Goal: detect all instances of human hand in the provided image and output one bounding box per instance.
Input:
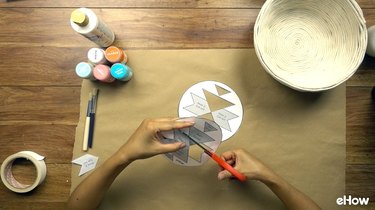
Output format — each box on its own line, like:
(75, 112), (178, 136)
(217, 149), (275, 183)
(115, 118), (194, 163)
(218, 149), (322, 210)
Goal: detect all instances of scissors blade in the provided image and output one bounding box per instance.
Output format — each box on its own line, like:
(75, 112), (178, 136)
(178, 130), (212, 155)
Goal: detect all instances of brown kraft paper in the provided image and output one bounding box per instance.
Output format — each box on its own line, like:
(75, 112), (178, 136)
(72, 49), (345, 210)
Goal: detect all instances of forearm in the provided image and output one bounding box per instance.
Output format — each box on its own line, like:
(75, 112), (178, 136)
(67, 152), (131, 210)
(261, 172), (321, 210)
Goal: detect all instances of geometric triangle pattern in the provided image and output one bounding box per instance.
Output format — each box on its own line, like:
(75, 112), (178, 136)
(204, 121), (218, 132)
(215, 84), (231, 96)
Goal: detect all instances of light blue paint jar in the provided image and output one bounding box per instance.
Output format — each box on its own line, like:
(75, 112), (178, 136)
(110, 63), (133, 81)
(75, 62), (95, 80)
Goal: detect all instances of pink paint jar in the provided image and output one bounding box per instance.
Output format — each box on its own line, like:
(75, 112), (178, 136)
(93, 64), (115, 83)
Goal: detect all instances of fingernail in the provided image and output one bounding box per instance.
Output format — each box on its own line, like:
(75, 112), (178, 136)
(218, 174), (223, 180)
(176, 118), (195, 124)
(179, 142), (186, 148)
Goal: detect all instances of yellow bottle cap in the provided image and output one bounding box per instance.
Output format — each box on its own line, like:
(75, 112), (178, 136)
(71, 9), (89, 26)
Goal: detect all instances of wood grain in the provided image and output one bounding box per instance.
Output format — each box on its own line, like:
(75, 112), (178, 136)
(0, 8), (372, 88)
(0, 164), (71, 210)
(0, 125), (76, 163)
(0, 87), (80, 124)
(346, 164), (375, 204)
(0, 202), (66, 210)
(348, 56), (375, 87)
(0, 8), (373, 49)
(346, 86), (375, 206)
(347, 125), (375, 165)
(0, 1), (374, 209)
(0, 47), (83, 86)
(0, 0), (373, 9)
(347, 86), (375, 126)
(0, 0), (264, 8)
(0, 8), (256, 49)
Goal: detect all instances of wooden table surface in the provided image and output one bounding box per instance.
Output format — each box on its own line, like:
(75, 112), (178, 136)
(0, 1), (374, 209)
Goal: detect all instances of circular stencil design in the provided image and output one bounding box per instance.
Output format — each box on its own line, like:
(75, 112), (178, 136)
(160, 118), (222, 166)
(178, 81), (243, 141)
(254, 0), (367, 91)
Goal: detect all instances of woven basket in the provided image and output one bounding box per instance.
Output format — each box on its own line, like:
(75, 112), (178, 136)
(254, 0), (367, 91)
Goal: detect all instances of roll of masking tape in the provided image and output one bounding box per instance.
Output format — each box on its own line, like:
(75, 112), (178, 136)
(1, 151), (47, 193)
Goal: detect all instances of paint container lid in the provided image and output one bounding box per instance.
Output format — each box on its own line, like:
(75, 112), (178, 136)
(88, 48), (107, 64)
(93, 64), (114, 82)
(110, 63), (130, 80)
(75, 62), (94, 79)
(105, 46), (125, 63)
(71, 9), (89, 26)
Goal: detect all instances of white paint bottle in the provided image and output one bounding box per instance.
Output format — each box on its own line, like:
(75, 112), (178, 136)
(87, 48), (107, 64)
(70, 8), (115, 47)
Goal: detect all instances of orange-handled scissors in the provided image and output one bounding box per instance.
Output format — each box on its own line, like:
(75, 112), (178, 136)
(180, 131), (246, 182)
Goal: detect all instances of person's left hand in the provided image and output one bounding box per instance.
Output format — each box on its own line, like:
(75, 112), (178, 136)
(115, 118), (195, 163)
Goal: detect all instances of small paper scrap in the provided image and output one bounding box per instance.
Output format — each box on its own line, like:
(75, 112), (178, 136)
(72, 154), (99, 176)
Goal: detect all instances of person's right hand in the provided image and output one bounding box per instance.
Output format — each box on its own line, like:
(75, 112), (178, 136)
(218, 149), (322, 210)
(217, 149), (274, 183)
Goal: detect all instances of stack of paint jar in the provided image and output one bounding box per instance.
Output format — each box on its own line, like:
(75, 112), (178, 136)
(75, 46), (133, 83)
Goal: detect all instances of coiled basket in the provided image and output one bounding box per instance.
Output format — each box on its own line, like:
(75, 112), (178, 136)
(254, 0), (367, 91)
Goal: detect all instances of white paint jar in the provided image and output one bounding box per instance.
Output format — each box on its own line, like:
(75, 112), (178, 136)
(70, 8), (115, 47)
(87, 48), (107, 64)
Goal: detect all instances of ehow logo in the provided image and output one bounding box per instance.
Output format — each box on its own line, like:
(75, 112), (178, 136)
(336, 195), (369, 206)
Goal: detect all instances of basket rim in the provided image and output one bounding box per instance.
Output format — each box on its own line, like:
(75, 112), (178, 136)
(253, 0), (368, 91)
